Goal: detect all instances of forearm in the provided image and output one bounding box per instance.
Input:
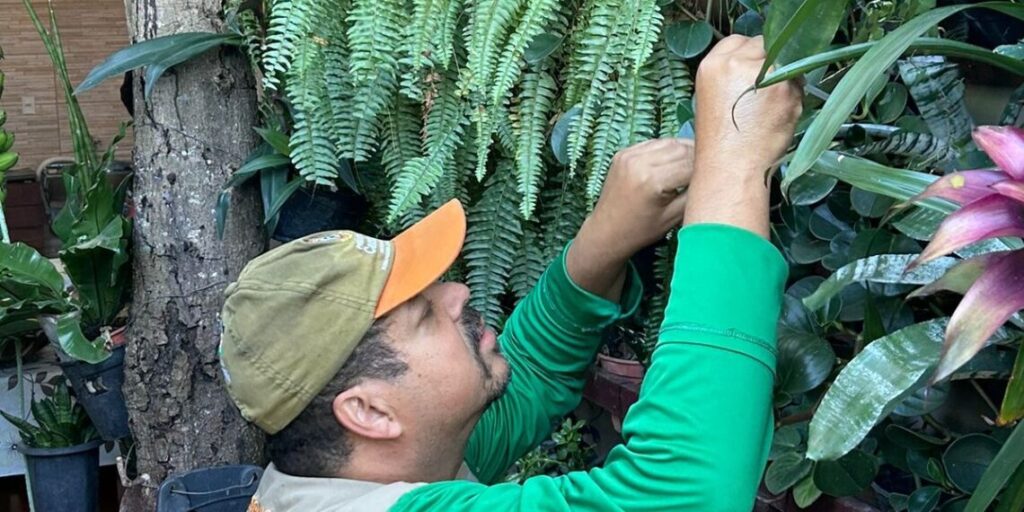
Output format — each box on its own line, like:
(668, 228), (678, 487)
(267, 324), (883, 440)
(683, 155), (772, 238)
(565, 215), (628, 302)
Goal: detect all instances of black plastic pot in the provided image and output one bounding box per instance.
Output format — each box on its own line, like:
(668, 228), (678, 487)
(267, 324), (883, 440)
(61, 345), (130, 441)
(18, 439), (102, 512)
(272, 186), (368, 242)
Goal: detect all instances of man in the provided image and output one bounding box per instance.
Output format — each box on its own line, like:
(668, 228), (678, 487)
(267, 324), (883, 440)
(220, 35), (803, 511)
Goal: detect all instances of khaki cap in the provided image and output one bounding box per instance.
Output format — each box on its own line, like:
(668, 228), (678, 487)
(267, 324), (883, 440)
(219, 200), (466, 434)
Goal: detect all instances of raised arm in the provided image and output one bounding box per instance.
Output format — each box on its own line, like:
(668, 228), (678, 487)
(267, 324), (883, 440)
(394, 35), (803, 511)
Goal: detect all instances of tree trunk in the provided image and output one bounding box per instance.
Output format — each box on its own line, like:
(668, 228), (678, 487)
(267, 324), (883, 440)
(120, 1), (265, 509)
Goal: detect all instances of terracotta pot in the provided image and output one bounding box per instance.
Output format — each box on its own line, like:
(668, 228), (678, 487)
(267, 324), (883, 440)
(597, 353), (645, 379)
(108, 325), (126, 347)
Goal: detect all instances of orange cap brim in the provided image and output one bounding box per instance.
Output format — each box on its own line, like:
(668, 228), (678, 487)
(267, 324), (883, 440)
(374, 200), (467, 318)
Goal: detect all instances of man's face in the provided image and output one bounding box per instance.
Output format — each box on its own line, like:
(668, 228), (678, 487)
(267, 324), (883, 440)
(385, 282), (510, 433)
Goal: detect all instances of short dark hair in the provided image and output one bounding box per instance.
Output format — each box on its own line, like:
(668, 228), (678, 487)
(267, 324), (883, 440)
(267, 321), (408, 476)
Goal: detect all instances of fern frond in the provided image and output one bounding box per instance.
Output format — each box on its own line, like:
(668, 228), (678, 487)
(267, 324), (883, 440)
(539, 171), (587, 262)
(643, 236), (676, 349)
(564, 1), (630, 174)
(652, 42), (693, 138)
(347, 0), (407, 84)
(897, 56), (973, 150)
(405, 0), (452, 70)
(287, 35), (339, 184)
(262, 0), (318, 90)
(628, 0), (662, 72)
(387, 76), (469, 223)
(509, 221), (546, 299)
(472, 107), (495, 181)
(622, 65), (658, 145)
(465, 0), (524, 99)
(336, 79), (393, 162)
(489, 0), (560, 109)
(381, 93), (423, 181)
(466, 165), (523, 327)
(512, 71), (556, 219)
(585, 77), (628, 202)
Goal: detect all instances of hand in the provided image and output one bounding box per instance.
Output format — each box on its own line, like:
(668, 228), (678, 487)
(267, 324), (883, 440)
(567, 138), (694, 300)
(694, 35), (803, 175)
(683, 35), (803, 238)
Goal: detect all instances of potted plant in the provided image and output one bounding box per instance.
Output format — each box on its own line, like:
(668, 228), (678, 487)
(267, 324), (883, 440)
(23, 0), (133, 441)
(1, 377), (102, 512)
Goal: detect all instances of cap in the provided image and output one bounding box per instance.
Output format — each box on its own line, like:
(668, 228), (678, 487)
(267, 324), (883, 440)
(218, 200), (466, 434)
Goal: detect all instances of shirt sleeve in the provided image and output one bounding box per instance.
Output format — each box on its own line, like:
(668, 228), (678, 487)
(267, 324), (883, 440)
(392, 224), (788, 511)
(462, 244), (644, 484)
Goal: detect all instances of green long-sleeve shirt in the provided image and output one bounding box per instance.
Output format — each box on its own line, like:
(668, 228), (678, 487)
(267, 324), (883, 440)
(393, 223), (788, 511)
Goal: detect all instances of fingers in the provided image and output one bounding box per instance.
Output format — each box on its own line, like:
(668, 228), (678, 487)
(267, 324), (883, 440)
(709, 34), (749, 55)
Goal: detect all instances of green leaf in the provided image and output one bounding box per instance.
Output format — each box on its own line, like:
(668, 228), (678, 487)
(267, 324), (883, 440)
(524, 33), (562, 64)
(995, 42), (1024, 60)
(909, 486), (942, 512)
(803, 254), (958, 311)
(893, 382), (949, 417)
(50, 312), (110, 364)
(263, 179), (303, 225)
(885, 424), (948, 451)
(0, 242), (65, 296)
(810, 152), (949, 212)
(781, 2), (1024, 192)
(944, 434), (1003, 493)
(994, 458), (1024, 512)
(851, 188), (896, 218)
(254, 127), (291, 158)
(778, 296), (835, 394)
(966, 423), (1024, 512)
(898, 57), (974, 151)
(76, 32), (240, 97)
(875, 83), (909, 124)
(664, 21), (713, 59)
(788, 170), (838, 206)
(770, 424), (804, 460)
(793, 474), (823, 508)
(766, 452), (814, 494)
(761, 38), (1024, 88)
(551, 106), (580, 166)
(808, 319), (948, 461)
(734, 11), (764, 37)
(999, 347), (1024, 425)
(759, 0), (849, 83)
(813, 449), (877, 497)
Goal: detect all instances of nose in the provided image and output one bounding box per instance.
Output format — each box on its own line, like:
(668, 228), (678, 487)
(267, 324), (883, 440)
(426, 282), (469, 319)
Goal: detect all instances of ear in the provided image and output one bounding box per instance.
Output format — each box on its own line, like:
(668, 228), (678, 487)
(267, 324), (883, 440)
(333, 384), (402, 441)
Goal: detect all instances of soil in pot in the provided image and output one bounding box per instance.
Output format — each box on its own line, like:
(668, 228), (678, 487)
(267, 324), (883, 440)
(61, 344), (130, 441)
(18, 439), (102, 512)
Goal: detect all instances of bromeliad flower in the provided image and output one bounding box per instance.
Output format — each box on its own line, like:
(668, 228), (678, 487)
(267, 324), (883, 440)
(910, 126), (1024, 383)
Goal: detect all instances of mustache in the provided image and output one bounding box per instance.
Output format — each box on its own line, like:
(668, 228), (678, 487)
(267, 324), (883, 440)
(460, 306), (484, 352)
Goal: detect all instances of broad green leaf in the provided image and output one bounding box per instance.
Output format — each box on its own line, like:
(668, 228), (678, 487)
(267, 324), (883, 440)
(852, 188), (896, 218)
(909, 486), (942, 512)
(875, 83), (909, 124)
(770, 424), (804, 460)
(765, 452), (814, 494)
(790, 234), (830, 264)
(803, 254), (958, 311)
(995, 42), (1024, 60)
(793, 474), (823, 508)
(808, 204), (850, 240)
(524, 33), (562, 64)
(0, 242), (65, 295)
(808, 319), (948, 461)
(813, 449), (877, 497)
(998, 347), (1024, 425)
(761, 38), (1024, 88)
(777, 297), (835, 394)
(76, 33), (241, 97)
(893, 382), (949, 417)
(811, 152), (947, 212)
(254, 127), (291, 158)
(966, 423), (1024, 512)
(994, 459), (1024, 512)
(895, 207), (945, 241)
(759, 0), (849, 83)
(944, 434), (1002, 493)
(734, 11), (764, 37)
(263, 179), (304, 224)
(550, 106), (580, 165)
(788, 170), (838, 206)
(664, 21), (713, 59)
(51, 312), (110, 364)
(782, 2), (1024, 192)
(885, 424), (948, 451)
(898, 57), (973, 150)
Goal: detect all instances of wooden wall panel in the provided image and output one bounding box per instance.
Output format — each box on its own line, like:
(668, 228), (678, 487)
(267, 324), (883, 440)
(0, 0), (133, 174)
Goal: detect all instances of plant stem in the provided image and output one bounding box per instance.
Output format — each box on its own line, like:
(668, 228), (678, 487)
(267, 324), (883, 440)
(678, 4), (727, 40)
(970, 379), (1000, 417)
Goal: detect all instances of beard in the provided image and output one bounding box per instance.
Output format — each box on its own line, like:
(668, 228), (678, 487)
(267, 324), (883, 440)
(459, 306), (510, 403)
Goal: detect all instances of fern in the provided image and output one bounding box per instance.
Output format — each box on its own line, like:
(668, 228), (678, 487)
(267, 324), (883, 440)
(347, 0), (406, 83)
(465, 166), (523, 327)
(513, 71), (556, 219)
(652, 42), (693, 138)
(287, 35), (339, 184)
(897, 56), (974, 151)
(387, 74), (469, 223)
(381, 93), (423, 181)
(490, 0), (561, 109)
(585, 77), (628, 202)
(405, 0), (453, 72)
(465, 0), (524, 99)
(262, 0), (318, 90)
(628, 0), (662, 73)
(509, 221), (546, 299)
(539, 171), (587, 262)
(622, 64), (658, 146)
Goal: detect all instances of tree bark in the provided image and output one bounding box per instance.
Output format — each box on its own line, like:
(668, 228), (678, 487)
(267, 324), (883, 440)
(121, 1), (265, 509)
